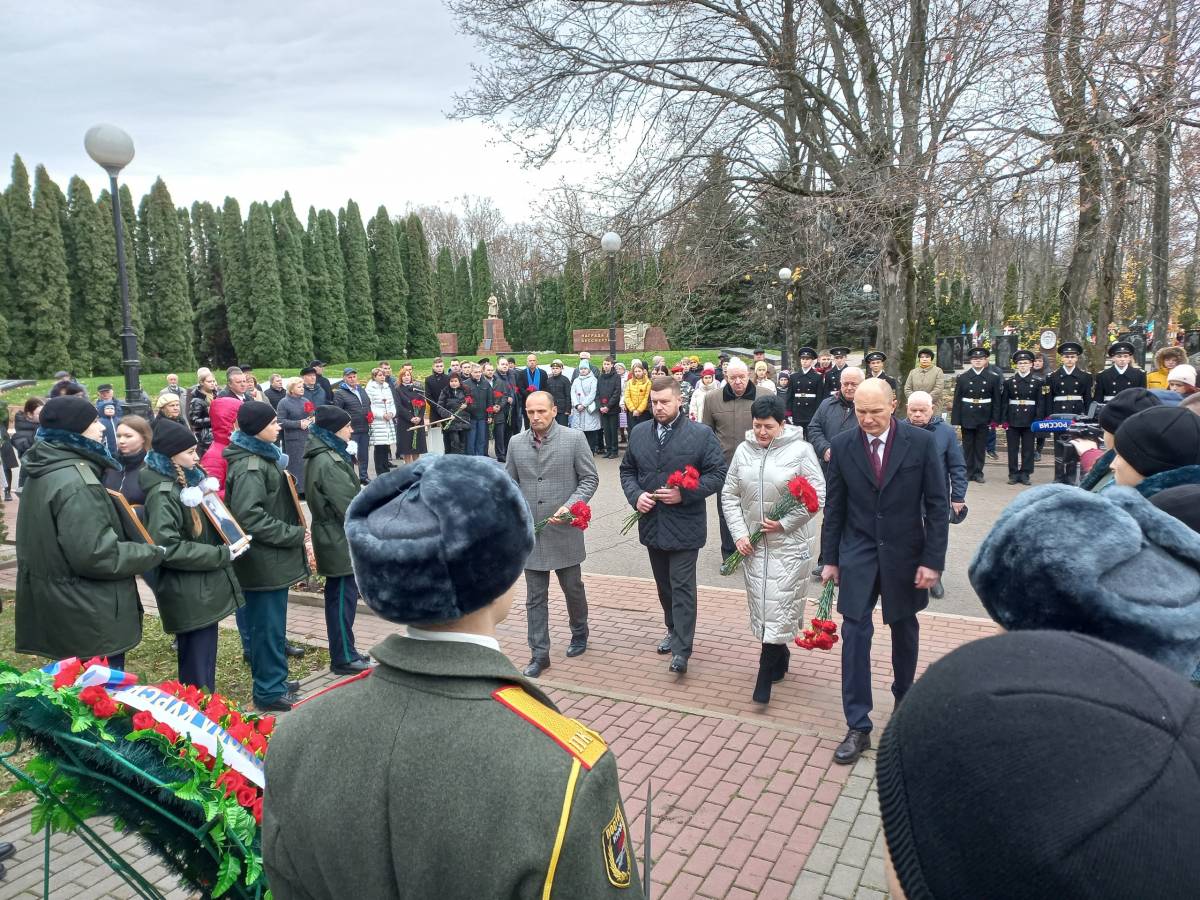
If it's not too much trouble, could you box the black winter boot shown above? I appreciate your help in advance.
[752,644,782,704]
[773,644,790,683]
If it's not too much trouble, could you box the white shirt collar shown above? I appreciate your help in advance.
[1063,366,1075,374]
[406,626,501,652]
[1113,365,1128,374]
[872,427,891,446]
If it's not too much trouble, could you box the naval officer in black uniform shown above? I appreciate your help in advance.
[787,346,825,434]
[1047,341,1094,416]
[952,346,1002,483]
[1094,340,1146,403]
[864,351,899,393]
[824,347,850,397]
[1002,350,1046,485]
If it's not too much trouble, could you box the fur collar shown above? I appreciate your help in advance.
[310,425,354,465]
[145,450,205,486]
[1135,464,1200,500]
[35,427,118,471]
[230,429,285,466]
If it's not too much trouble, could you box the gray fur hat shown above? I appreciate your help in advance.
[345,455,533,625]
[969,483,1200,681]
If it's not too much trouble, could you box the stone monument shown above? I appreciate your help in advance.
[476,295,512,356]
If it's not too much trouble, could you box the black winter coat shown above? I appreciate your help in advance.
[545,374,573,416]
[12,413,39,457]
[619,415,727,550]
[595,371,623,414]
[331,381,372,432]
[103,451,148,507]
[189,392,214,453]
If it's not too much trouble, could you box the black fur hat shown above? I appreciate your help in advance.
[345,455,533,624]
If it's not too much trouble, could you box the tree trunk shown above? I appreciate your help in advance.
[1058,143,1103,342]
[1093,147,1135,371]
[876,209,915,377]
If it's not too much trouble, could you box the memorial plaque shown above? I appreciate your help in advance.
[993,334,1018,371]
[953,335,967,369]
[437,333,458,355]
[573,328,624,352]
[1184,329,1200,356]
[475,317,511,356]
[936,336,957,372]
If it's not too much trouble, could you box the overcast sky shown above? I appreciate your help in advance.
[0,1,583,221]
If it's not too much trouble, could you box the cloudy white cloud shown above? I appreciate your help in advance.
[0,1,587,220]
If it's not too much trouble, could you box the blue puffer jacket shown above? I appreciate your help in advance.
[920,417,968,502]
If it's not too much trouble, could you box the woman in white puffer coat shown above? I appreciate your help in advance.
[721,394,825,704]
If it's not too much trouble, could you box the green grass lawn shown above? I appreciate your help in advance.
[0,347,736,408]
[0,595,329,815]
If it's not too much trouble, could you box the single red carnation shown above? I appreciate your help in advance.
[787,476,820,513]
[526,385,535,392]
[131,710,155,731]
[303,401,315,414]
[465,396,474,405]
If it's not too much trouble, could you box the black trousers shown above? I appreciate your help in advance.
[555,412,570,428]
[493,415,510,461]
[601,412,620,455]
[177,624,219,692]
[647,547,699,658]
[716,496,736,557]
[1007,426,1035,475]
[841,597,919,731]
[584,429,600,452]
[444,429,467,454]
[960,426,988,478]
[373,445,392,476]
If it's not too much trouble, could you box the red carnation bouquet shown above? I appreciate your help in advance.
[721,474,820,575]
[534,500,592,535]
[465,396,474,406]
[494,389,503,399]
[621,465,700,534]
[413,398,425,409]
[366,410,375,424]
[303,400,315,415]
[796,579,839,650]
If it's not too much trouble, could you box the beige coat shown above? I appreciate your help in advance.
[903,364,946,408]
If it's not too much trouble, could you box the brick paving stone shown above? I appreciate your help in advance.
[803,843,840,877]
[850,813,881,842]
[854,887,887,900]
[790,870,830,900]
[825,861,863,899]
[860,856,888,893]
[838,835,873,869]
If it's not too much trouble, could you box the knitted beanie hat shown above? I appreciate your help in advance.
[1114,406,1200,477]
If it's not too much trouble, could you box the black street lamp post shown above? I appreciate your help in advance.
[601,231,622,360]
[85,124,149,417]
[778,267,793,370]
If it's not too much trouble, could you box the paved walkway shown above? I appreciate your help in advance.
[0,557,994,898]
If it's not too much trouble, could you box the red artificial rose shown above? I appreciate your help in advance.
[228,711,242,728]
[256,716,276,736]
[304,401,315,414]
[92,697,119,718]
[228,721,254,744]
[131,710,155,731]
[159,680,183,697]
[205,700,229,723]
[236,785,258,808]
[247,732,267,754]
[216,770,245,797]
[154,722,179,743]
[252,797,263,825]
[787,476,820,514]
[181,685,204,707]
[366,410,375,424]
[79,685,108,706]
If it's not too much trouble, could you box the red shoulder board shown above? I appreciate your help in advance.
[291,669,372,708]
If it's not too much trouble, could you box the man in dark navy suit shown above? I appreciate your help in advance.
[820,379,949,764]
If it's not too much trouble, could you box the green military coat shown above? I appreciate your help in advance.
[223,434,307,592]
[302,429,359,578]
[264,636,643,899]
[15,432,163,659]
[139,465,243,635]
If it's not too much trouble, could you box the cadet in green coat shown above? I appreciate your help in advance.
[264,456,643,899]
[302,406,369,675]
[223,401,308,711]
[141,417,245,691]
[15,396,164,668]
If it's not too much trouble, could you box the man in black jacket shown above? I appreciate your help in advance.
[332,368,372,484]
[820,379,948,764]
[620,376,727,674]
[787,347,825,435]
[465,363,492,457]
[424,358,451,428]
[952,347,1003,483]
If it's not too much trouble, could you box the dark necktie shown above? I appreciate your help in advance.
[870,437,883,482]
[658,424,669,447]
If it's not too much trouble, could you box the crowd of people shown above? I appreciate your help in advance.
[7,334,1200,897]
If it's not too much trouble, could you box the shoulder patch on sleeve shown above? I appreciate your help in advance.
[74,462,101,486]
[602,803,634,888]
[492,685,608,769]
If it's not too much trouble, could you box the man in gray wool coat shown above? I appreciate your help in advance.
[506,390,600,678]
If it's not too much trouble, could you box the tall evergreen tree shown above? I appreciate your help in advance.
[537,276,569,351]
[3,156,33,355]
[317,209,349,359]
[0,191,12,375]
[366,205,409,357]
[338,201,377,360]
[433,246,455,336]
[139,178,196,371]
[585,261,609,329]
[562,247,586,333]
[117,184,146,348]
[454,255,474,354]
[244,202,288,366]
[305,207,348,361]
[190,201,236,367]
[218,197,251,363]
[468,240,492,350]
[65,176,116,375]
[404,214,439,356]
[272,194,314,364]
[20,167,73,376]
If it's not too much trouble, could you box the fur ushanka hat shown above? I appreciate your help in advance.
[969,483,1200,682]
[345,455,533,625]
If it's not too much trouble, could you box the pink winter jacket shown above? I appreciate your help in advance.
[199,397,242,499]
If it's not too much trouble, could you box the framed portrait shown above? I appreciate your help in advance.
[200,493,251,554]
[107,489,154,545]
[284,472,307,527]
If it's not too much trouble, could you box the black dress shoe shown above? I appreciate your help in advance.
[360,477,370,486]
[523,658,550,678]
[565,641,587,658]
[284,641,306,658]
[254,694,294,713]
[669,655,688,674]
[1007,474,1019,484]
[656,635,673,654]
[833,728,871,765]
[331,658,371,675]
[287,680,300,693]
[0,841,13,861]
[1020,473,1032,485]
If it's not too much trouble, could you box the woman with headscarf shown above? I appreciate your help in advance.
[720,395,825,704]
[15,396,164,668]
[569,360,601,452]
